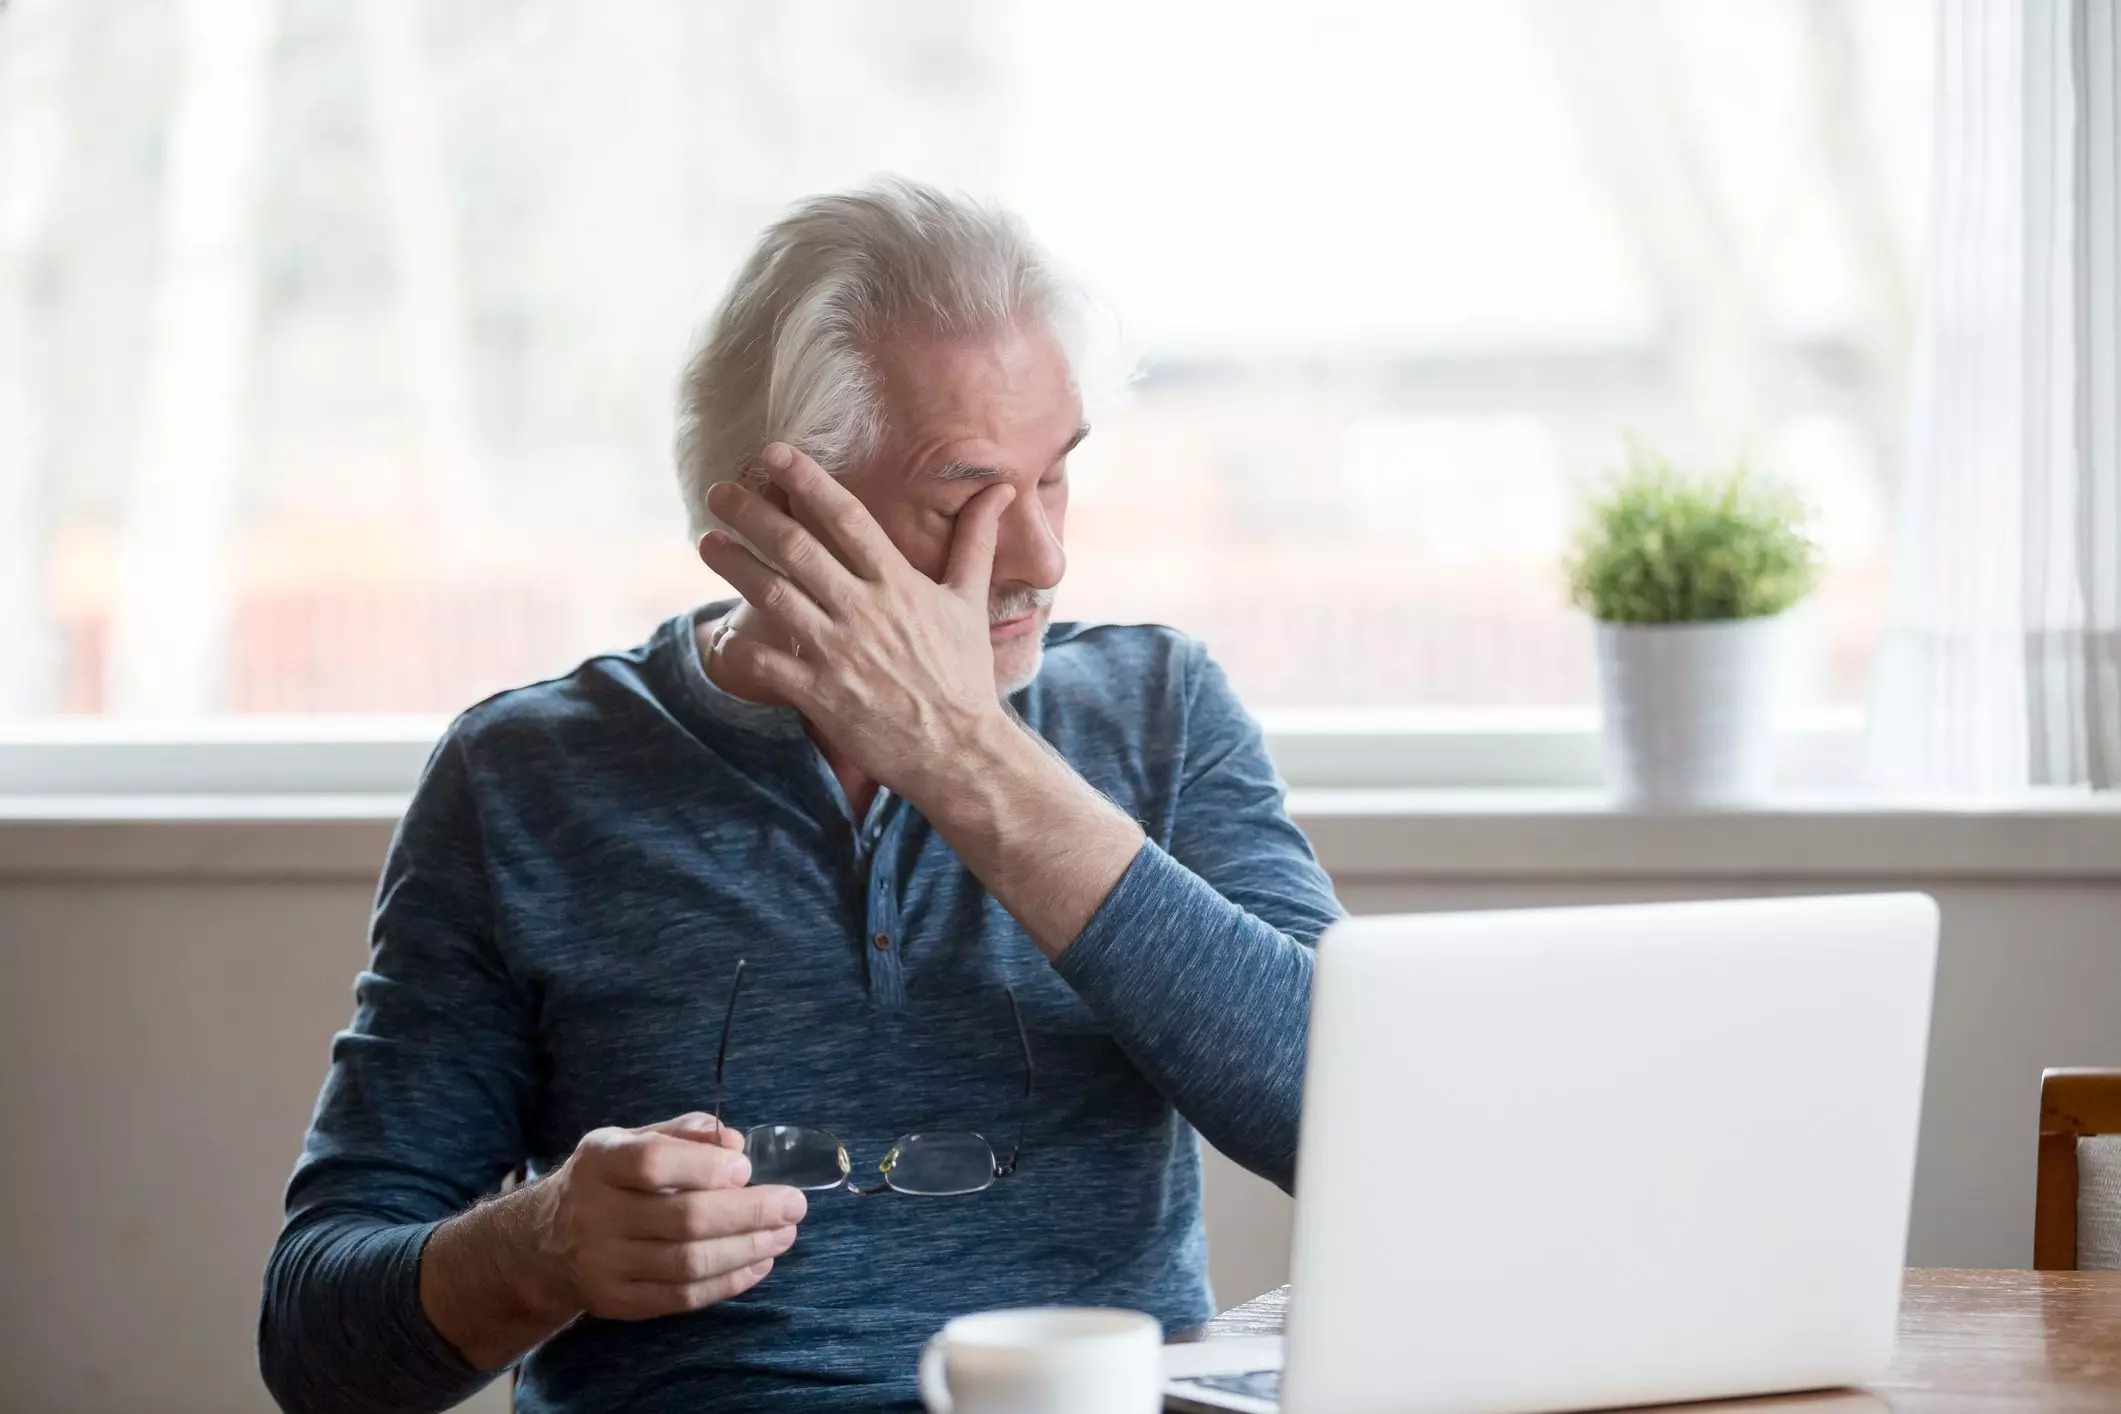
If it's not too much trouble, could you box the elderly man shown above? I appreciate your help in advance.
[260,178,1341,1413]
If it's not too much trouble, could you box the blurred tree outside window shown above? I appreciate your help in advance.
[0,0,1933,717]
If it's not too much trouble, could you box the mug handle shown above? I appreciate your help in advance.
[918,1333,953,1414]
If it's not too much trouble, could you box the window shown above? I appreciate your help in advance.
[1,0,1932,723]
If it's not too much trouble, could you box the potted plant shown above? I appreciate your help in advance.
[1566,446,1820,808]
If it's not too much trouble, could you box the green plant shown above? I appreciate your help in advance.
[1566,446,1820,624]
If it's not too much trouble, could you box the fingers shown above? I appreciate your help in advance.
[639,1112,737,1147]
[616,1184,809,1242]
[609,1259,776,1320]
[716,633,817,705]
[586,1126,753,1193]
[615,1224,798,1285]
[705,469,861,609]
[944,483,1017,597]
[758,442,901,581]
[697,529,834,648]
[557,1130,805,1324]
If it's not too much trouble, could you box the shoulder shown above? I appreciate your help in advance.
[1025,619,1252,747]
[436,619,689,784]
[1035,619,1209,703]
[1025,621,1267,824]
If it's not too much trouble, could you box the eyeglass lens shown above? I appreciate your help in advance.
[745,1124,851,1191]
[744,1123,997,1196]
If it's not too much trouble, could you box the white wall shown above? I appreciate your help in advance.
[3,816,2119,1412]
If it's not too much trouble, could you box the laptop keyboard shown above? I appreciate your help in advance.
[1181,1368,1283,1402]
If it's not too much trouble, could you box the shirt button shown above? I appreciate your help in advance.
[872,930,892,951]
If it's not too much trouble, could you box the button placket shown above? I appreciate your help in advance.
[863,806,907,1008]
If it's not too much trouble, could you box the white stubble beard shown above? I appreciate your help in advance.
[991,587,1056,698]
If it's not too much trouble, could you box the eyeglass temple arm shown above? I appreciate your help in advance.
[998,986,1034,1177]
[712,959,747,1129]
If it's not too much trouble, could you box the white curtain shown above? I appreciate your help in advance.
[1871,0,2121,790]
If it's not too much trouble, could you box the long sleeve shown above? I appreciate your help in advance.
[1052,644,1343,1191]
[259,732,535,1414]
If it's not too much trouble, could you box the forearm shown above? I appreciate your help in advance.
[260,1213,495,1414]
[418,1180,579,1375]
[913,712,1146,959]
[1052,843,1317,1189]
[911,715,1321,1188]
[259,1187,571,1414]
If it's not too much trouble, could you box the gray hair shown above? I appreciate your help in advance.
[673,177,1083,537]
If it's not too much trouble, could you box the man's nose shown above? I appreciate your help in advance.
[992,482,1065,591]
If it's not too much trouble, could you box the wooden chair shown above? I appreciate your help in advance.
[2034,1067,2121,1269]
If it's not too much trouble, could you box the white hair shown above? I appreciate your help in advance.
[673,177,1085,537]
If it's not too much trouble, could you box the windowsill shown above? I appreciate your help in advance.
[1288,789,2121,880]
[2,789,2115,883]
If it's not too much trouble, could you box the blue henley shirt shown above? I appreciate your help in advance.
[260,603,1342,1413]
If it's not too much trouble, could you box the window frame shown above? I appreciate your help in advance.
[0,710,1868,799]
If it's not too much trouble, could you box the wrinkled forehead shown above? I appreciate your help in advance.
[871,323,1081,468]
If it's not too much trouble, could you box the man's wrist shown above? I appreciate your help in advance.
[905,700,1146,959]
[507,1174,583,1327]
[420,1177,580,1371]
[906,707,1046,833]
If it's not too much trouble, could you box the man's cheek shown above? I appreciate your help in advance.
[875,517,946,582]
[913,540,952,584]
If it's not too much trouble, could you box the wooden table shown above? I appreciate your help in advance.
[1174,1269,2121,1412]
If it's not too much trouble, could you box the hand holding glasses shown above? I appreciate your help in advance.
[711,960,1036,1197]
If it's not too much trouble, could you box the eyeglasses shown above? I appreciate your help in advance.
[711,959,1036,1196]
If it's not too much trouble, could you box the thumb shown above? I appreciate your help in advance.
[944,483,1015,598]
[641,1111,732,1146]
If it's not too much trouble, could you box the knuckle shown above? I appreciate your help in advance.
[753,1186,804,1227]
[678,1191,718,1238]
[589,1144,649,1188]
[577,1127,626,1161]
[629,1148,671,1190]
[696,1186,751,1235]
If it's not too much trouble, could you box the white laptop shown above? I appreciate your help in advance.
[1165,893,1938,1414]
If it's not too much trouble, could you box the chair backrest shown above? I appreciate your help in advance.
[2035,1068,2121,1270]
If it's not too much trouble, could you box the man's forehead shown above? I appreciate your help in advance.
[870,326,1083,481]
[878,328,1077,428]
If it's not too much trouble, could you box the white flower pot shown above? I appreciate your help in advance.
[1594,614,1787,809]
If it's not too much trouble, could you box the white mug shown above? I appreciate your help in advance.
[918,1306,1162,1414]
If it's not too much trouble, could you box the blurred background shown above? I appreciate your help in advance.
[0,0,1932,718]
[14,12,2121,1413]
